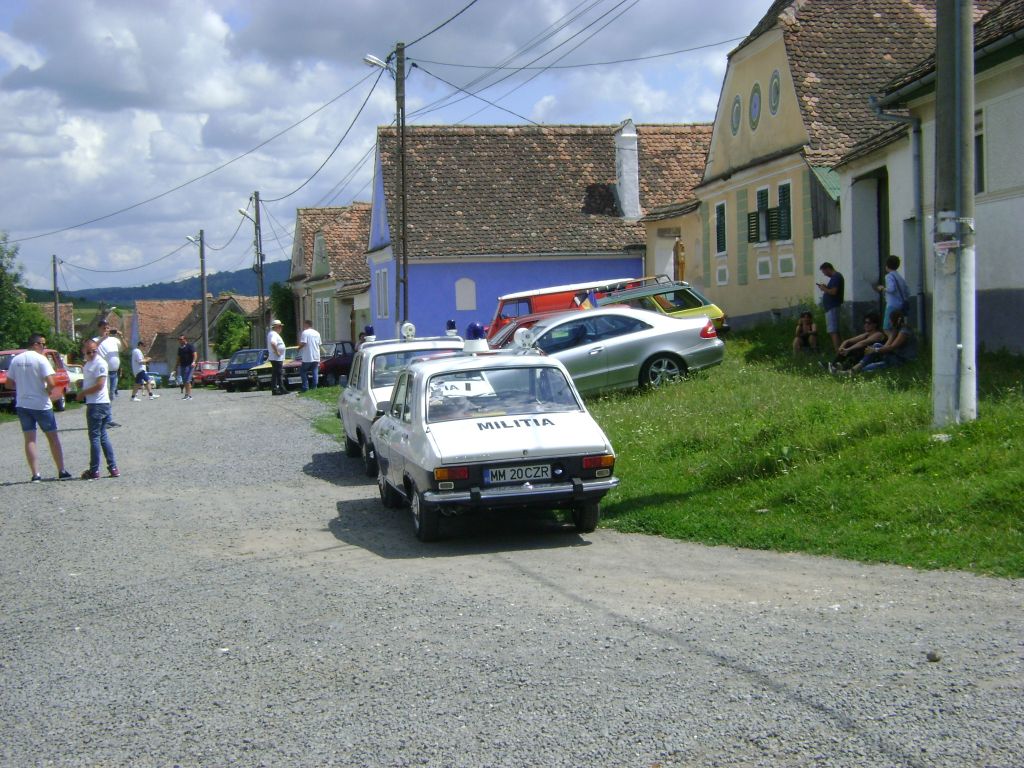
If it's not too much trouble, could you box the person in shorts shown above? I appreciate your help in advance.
[177,335,196,400]
[130,340,159,401]
[791,311,818,355]
[816,262,845,352]
[10,333,71,483]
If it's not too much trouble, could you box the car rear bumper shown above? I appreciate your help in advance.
[423,476,619,509]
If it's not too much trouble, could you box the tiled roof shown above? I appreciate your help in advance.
[636,124,713,211]
[375,124,710,258]
[884,0,1024,94]
[734,0,1002,166]
[133,300,196,348]
[34,302,75,335]
[173,294,261,338]
[292,205,371,284]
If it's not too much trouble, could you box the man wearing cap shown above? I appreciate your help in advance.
[176,334,197,401]
[267,319,286,395]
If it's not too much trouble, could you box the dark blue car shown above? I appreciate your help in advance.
[221,348,269,392]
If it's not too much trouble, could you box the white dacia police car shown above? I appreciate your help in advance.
[338,325,464,477]
[370,348,619,541]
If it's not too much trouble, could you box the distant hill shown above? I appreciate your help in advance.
[24,260,291,306]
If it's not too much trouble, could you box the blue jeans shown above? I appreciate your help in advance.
[86,403,117,473]
[107,369,120,399]
[300,361,319,391]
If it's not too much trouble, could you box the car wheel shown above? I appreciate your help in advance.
[411,486,440,542]
[53,395,66,412]
[325,373,337,386]
[344,434,360,458]
[572,501,600,533]
[360,438,378,477]
[377,466,402,509]
[639,354,685,387]
[226,385,235,392]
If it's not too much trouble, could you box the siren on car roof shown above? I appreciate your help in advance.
[512,326,536,349]
[464,321,488,353]
[362,324,376,343]
[445,319,458,337]
[400,322,417,340]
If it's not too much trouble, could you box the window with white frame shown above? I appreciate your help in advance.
[715,258,729,286]
[376,268,389,319]
[777,251,796,277]
[757,253,772,279]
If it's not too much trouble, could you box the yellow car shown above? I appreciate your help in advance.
[596,276,730,333]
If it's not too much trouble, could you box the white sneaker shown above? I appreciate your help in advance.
[150,393,160,399]
[131,396,141,402]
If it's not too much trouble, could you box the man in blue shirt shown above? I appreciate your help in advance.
[816,262,845,352]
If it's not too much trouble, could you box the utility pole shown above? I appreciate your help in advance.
[198,229,209,362]
[932,0,977,426]
[51,254,60,338]
[252,191,267,340]
[396,41,408,328]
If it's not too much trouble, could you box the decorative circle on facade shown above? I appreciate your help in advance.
[769,69,781,115]
[731,95,742,135]
[749,82,762,131]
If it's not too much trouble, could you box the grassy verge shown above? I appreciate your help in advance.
[592,327,1023,578]
[300,387,344,441]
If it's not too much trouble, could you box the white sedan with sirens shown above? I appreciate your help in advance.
[370,352,619,542]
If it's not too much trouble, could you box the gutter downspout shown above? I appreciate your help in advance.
[869,96,926,340]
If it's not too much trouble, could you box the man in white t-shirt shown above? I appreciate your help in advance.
[297,319,322,392]
[267,319,286,395]
[130,340,159,401]
[96,325,122,399]
[77,338,119,479]
[9,334,70,483]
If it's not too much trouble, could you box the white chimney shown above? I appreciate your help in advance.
[615,119,641,221]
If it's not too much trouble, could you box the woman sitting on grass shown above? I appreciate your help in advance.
[825,312,886,372]
[792,311,819,355]
[842,310,917,375]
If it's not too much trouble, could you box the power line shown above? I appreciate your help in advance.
[413,64,540,125]
[412,35,747,70]
[261,69,384,203]
[8,72,378,245]
[406,0,483,48]
[60,241,191,274]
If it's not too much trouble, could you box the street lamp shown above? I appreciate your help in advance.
[238,198,267,339]
[365,42,408,330]
[186,231,210,362]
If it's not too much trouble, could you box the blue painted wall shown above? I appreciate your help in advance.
[387,257,643,337]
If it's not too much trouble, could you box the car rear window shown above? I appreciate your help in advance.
[371,346,461,388]
[0,353,13,371]
[426,365,581,423]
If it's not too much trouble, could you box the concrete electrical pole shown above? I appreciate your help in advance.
[52,254,60,338]
[932,0,977,426]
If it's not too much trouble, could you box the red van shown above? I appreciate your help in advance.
[487,276,642,340]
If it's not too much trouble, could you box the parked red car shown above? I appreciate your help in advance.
[319,341,355,385]
[0,348,72,411]
[193,360,221,386]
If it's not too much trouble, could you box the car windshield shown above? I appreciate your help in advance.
[321,342,336,356]
[231,350,262,365]
[426,365,581,423]
[285,347,300,361]
[0,353,13,371]
[371,347,460,388]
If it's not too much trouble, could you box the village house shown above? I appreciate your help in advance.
[286,204,372,344]
[366,121,712,336]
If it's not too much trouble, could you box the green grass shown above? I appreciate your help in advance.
[591,327,1024,578]
[300,386,345,441]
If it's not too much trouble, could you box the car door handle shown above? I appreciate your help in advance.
[589,346,604,355]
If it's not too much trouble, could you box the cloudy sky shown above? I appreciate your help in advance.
[1,0,769,291]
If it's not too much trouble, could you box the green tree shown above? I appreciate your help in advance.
[1,232,51,348]
[214,309,250,359]
[269,282,296,342]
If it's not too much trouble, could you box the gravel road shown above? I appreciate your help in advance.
[1,386,1022,767]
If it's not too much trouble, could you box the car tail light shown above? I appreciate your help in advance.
[434,466,469,481]
[582,454,614,470]
[700,320,718,339]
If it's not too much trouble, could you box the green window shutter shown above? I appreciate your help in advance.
[778,183,792,240]
[715,203,726,253]
[757,188,769,211]
[747,211,760,243]
[767,207,780,240]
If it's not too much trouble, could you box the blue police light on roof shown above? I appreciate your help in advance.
[445,319,458,336]
[363,325,374,336]
[464,321,488,353]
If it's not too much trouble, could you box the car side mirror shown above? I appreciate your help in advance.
[373,406,387,422]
